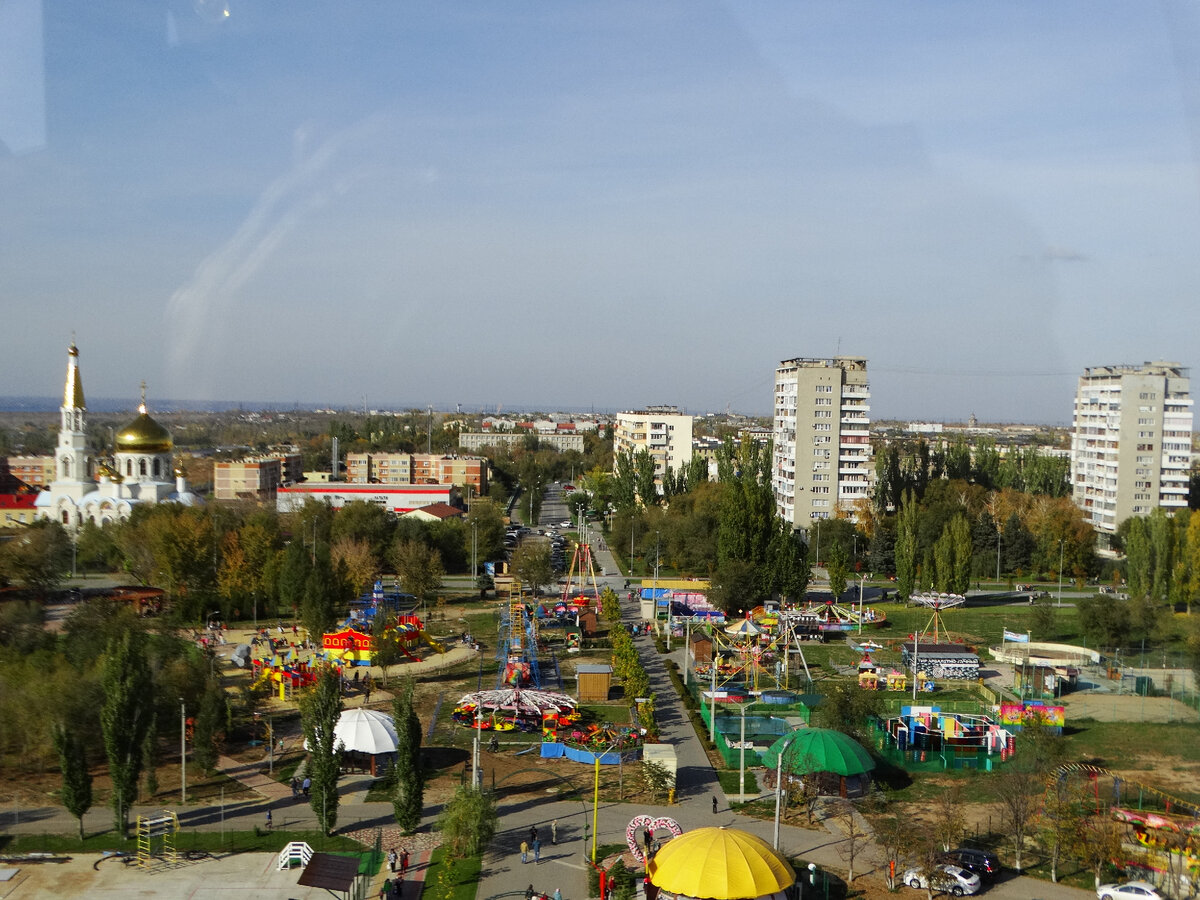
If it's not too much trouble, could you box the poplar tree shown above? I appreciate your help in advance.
[52,723,93,839]
[300,666,344,835]
[100,630,154,838]
[392,678,424,833]
[895,492,919,600]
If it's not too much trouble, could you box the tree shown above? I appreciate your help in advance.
[1040,774,1080,883]
[300,544,345,642]
[52,722,93,839]
[511,542,553,597]
[994,767,1040,871]
[764,519,810,603]
[870,813,907,891]
[391,678,424,833]
[931,782,966,852]
[331,536,378,596]
[1030,593,1057,639]
[464,498,505,564]
[191,676,229,773]
[100,630,155,838]
[826,539,849,600]
[300,666,344,835]
[390,539,445,601]
[633,448,658,506]
[834,800,869,884]
[0,520,72,596]
[812,681,882,743]
[437,785,498,856]
[1072,801,1125,888]
[895,492,919,600]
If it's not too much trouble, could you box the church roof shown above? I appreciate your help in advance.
[63,342,86,409]
[116,409,173,454]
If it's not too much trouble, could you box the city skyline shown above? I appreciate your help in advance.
[4,3,1200,422]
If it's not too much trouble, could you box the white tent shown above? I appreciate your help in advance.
[724,618,763,637]
[333,708,398,754]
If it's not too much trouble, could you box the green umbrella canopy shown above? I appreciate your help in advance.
[761,727,874,777]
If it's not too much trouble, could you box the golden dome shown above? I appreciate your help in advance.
[116,406,173,454]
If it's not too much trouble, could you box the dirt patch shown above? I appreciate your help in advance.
[1061,692,1200,724]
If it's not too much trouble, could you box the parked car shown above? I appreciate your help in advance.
[1096,882,1165,900]
[940,848,1000,882]
[903,864,981,896]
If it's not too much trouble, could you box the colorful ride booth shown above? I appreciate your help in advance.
[646,827,796,900]
[761,727,876,799]
[453,687,579,735]
[322,617,444,668]
[876,705,1016,771]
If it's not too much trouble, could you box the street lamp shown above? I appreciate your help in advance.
[857,574,868,634]
[179,698,186,804]
[471,521,478,580]
[996,528,1001,584]
[772,729,806,849]
[255,711,275,775]
[589,738,623,862]
[1057,539,1064,608]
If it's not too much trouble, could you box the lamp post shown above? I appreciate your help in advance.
[1057,539,1065,608]
[180,698,186,804]
[472,705,483,789]
[254,711,275,775]
[815,519,821,569]
[857,574,868,634]
[471,521,478,580]
[996,528,1001,584]
[772,729,805,849]
[589,738,622,863]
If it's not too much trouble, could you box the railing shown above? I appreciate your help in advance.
[277,841,313,870]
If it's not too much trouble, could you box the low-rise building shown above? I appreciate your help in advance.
[6,456,55,488]
[459,432,585,452]
[276,482,457,515]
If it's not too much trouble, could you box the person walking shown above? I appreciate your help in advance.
[265,808,273,830]
[302,776,311,797]
[525,885,535,900]
[291,776,300,798]
[554,889,562,900]
[712,795,718,815]
[387,848,398,873]
[529,825,538,845]
[380,877,392,900]
[400,848,409,875]
[533,838,541,864]
[520,840,529,864]
[551,819,558,844]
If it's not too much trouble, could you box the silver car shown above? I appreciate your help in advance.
[903,864,981,897]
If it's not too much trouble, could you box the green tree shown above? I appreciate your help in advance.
[300,544,345,642]
[391,678,424,833]
[52,722,93,839]
[895,492,919,600]
[330,500,395,572]
[0,519,72,596]
[437,785,498,856]
[300,666,344,835]
[949,514,972,594]
[100,630,155,838]
[826,539,849,600]
[812,681,882,743]
[764,519,810,603]
[390,539,445,601]
[191,676,229,773]
[633,449,658,506]
[464,499,506,564]
[511,542,553,597]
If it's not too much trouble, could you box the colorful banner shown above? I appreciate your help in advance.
[999,703,1064,728]
[1003,629,1029,643]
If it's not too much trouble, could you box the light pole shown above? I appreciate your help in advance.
[630,520,636,578]
[815,519,821,569]
[772,729,805,849]
[1057,539,1064,608]
[654,531,663,643]
[996,528,1001,584]
[471,521,478,580]
[857,574,868,634]
[179,698,186,804]
[589,738,622,862]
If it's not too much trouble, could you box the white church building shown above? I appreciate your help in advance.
[35,342,201,529]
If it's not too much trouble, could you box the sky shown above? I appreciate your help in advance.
[4,1,1200,424]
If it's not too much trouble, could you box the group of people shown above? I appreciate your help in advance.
[380,847,411,900]
[289,775,311,798]
[519,821,557,864]
[525,887,562,900]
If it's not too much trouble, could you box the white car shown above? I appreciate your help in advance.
[1097,882,1165,900]
[903,864,981,896]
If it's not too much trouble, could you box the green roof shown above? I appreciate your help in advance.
[760,728,874,777]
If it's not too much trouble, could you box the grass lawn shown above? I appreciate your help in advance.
[717,769,759,795]
[421,844,482,900]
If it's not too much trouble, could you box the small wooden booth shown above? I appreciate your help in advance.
[576,663,613,702]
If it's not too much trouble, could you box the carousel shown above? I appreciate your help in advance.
[452,687,578,733]
[646,827,796,900]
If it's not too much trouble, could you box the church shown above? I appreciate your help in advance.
[35,342,202,529]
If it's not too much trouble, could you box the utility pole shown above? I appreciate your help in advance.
[180,699,186,804]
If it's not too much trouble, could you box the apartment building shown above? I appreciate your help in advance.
[773,357,873,530]
[1070,362,1193,537]
[344,452,488,495]
[213,457,285,502]
[5,456,55,488]
[613,406,694,490]
[459,431,585,452]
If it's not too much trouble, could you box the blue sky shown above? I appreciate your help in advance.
[3,1,1200,423]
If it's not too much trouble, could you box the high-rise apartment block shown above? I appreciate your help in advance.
[613,407,694,490]
[1070,362,1193,536]
[773,357,872,530]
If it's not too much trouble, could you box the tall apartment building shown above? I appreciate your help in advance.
[1070,362,1193,537]
[773,357,873,530]
[613,407,694,490]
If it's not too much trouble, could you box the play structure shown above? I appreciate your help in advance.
[495,589,565,689]
[1051,763,1200,886]
[251,654,333,700]
[877,704,1016,770]
[560,532,602,609]
[347,580,420,626]
[322,616,445,667]
[855,649,907,692]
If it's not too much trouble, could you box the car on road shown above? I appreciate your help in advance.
[902,864,981,896]
[558,520,573,528]
[1096,882,1164,900]
[940,848,999,882]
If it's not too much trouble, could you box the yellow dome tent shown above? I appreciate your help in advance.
[647,827,795,900]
